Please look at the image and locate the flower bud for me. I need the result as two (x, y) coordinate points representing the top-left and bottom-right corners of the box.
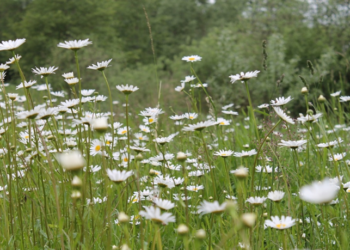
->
(241, 213), (257, 228)
(177, 224), (189, 235)
(135, 153), (143, 161)
(318, 95), (326, 102)
(92, 117), (108, 133)
(121, 244), (130, 250)
(195, 229), (206, 239)
(118, 212), (130, 223)
(71, 175), (82, 187)
(301, 87), (308, 95)
(177, 152), (187, 161)
(71, 190), (81, 199)
(234, 167), (248, 179)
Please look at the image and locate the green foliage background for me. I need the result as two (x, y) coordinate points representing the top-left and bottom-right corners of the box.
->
(1, 0), (349, 114)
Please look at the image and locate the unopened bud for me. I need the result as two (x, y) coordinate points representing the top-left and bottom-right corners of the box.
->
(71, 190), (81, 199)
(136, 153), (143, 161)
(241, 213), (257, 228)
(118, 212), (130, 223)
(318, 95), (326, 102)
(301, 87), (308, 94)
(71, 175), (82, 187)
(177, 224), (189, 235)
(177, 152), (187, 161)
(234, 167), (248, 179)
(195, 229), (206, 239)
(92, 118), (108, 133)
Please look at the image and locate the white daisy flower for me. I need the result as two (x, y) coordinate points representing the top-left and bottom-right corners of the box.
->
(87, 59), (112, 71)
(184, 113), (198, 120)
(181, 75), (196, 83)
(57, 39), (92, 50)
(330, 91), (341, 97)
(51, 91), (65, 97)
(317, 138), (343, 148)
(197, 200), (227, 215)
(32, 66), (58, 77)
(182, 55), (202, 62)
(0, 64), (10, 71)
(64, 77), (79, 85)
(191, 83), (208, 88)
(267, 191), (285, 202)
(116, 84), (139, 94)
(153, 176), (175, 189)
(229, 70), (260, 83)
(90, 139), (103, 156)
(270, 96), (293, 106)
(182, 120), (219, 132)
(62, 72), (74, 79)
(265, 216), (295, 230)
(258, 103), (269, 109)
(340, 96), (350, 102)
(213, 150), (234, 157)
(222, 103), (234, 110)
(299, 178), (340, 204)
(273, 107), (295, 124)
(222, 110), (238, 115)
(81, 89), (95, 96)
(60, 99), (80, 108)
(175, 82), (185, 92)
(106, 169), (133, 183)
(329, 153), (346, 162)
(234, 149), (257, 157)
(6, 54), (21, 64)
(186, 185), (204, 192)
(246, 196), (267, 205)
(278, 140), (307, 149)
(139, 206), (175, 225)
(16, 80), (37, 90)
(0, 38), (26, 51)
(153, 198), (175, 210)
(56, 150), (85, 171)
(255, 165), (279, 173)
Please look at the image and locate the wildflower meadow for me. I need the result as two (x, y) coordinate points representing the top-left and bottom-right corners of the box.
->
(0, 35), (350, 250)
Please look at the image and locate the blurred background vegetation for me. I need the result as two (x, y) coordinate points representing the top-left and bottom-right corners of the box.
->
(1, 0), (349, 115)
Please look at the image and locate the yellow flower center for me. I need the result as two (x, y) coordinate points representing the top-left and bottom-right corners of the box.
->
(189, 116), (194, 119)
(221, 153), (227, 156)
(149, 118), (154, 123)
(193, 187), (198, 191)
(24, 135), (29, 139)
(276, 223), (286, 229)
(121, 130), (127, 134)
(132, 198), (138, 203)
(188, 57), (195, 61)
(123, 157), (128, 162)
(138, 137), (143, 140)
(95, 145), (101, 151)
(220, 122), (225, 125)
(106, 141), (111, 145)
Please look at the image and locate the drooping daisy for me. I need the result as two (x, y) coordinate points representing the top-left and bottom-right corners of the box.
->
(87, 59), (112, 71)
(270, 96), (293, 106)
(278, 140), (307, 149)
(299, 178), (340, 204)
(106, 169), (133, 183)
(90, 139), (103, 156)
(265, 216), (295, 230)
(116, 84), (139, 94)
(57, 39), (92, 50)
(197, 200), (227, 215)
(0, 38), (26, 51)
(273, 107), (295, 124)
(213, 150), (234, 157)
(139, 206), (175, 225)
(267, 191), (285, 202)
(229, 71), (260, 83)
(182, 55), (202, 62)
